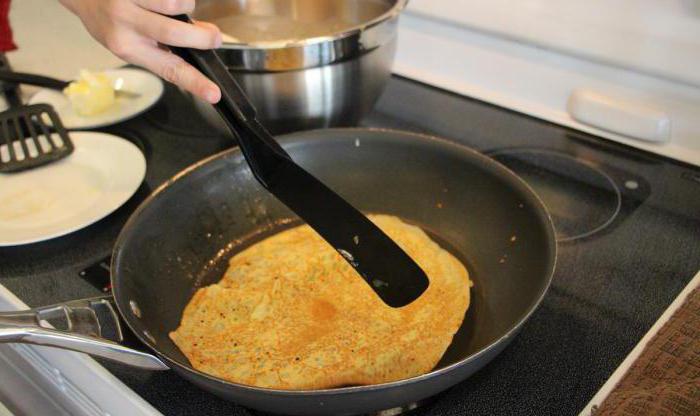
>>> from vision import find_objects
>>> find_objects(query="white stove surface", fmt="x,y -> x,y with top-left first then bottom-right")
395,0 -> 700,167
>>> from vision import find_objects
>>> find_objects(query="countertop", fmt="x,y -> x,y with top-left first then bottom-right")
9,0 -> 123,80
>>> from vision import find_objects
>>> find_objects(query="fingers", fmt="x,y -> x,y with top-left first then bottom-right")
127,41 -> 221,103
192,20 -> 220,33
88,0 -> 222,102
133,0 -> 194,15
132,7 -> 222,49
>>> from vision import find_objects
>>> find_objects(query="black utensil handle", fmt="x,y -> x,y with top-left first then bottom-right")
0,56 -> 24,108
2,84 -> 23,108
0,69 -> 69,91
167,13 -> 291,176
169,14 -> 256,122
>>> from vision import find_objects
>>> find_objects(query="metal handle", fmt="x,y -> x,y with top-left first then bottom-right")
0,296 -> 167,370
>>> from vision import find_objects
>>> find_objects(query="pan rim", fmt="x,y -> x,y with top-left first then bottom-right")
111,127 -> 557,397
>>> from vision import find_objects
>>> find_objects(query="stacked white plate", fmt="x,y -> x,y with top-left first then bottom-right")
0,68 -> 162,246
0,132 -> 146,246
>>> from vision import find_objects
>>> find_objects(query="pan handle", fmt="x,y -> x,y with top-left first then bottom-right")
0,296 -> 168,370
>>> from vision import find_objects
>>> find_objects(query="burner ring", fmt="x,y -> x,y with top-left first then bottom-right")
488,148 -> 622,242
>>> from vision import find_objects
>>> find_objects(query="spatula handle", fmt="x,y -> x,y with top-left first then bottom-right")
166,14 -> 291,184
169,14 -> 257,123
0,69 -> 69,91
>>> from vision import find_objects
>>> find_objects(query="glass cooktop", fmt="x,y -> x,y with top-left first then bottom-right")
1,76 -> 699,416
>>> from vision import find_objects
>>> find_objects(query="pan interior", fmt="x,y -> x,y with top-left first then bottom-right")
113,129 -> 554,379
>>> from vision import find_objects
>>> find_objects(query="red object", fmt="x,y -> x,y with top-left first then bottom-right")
0,0 -> 16,52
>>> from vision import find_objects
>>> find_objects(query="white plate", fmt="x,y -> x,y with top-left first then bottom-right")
28,68 -> 164,129
0,132 -> 146,246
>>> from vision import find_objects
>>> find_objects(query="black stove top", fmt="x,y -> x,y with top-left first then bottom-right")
2,76 -> 699,416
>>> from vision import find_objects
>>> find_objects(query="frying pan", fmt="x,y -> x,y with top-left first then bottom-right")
0,128 -> 556,415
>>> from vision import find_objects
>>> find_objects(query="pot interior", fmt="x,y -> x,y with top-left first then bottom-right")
193,0 -> 397,43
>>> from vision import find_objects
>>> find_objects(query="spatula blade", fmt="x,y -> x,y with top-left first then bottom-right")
261,146 -> 430,308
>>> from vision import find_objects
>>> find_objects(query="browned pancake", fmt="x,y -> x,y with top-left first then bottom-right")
170,215 -> 471,389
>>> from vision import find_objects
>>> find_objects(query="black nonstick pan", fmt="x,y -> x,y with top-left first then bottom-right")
0,128 -> 556,415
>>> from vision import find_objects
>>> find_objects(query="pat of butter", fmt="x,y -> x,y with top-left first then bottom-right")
63,70 -> 115,116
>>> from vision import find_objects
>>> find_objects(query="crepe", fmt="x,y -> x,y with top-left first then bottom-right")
170,215 -> 471,390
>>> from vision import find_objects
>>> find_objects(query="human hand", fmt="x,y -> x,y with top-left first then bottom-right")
59,0 -> 222,103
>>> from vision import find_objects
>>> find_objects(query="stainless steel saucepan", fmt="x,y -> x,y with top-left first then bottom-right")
0,129 -> 556,415
192,0 -> 408,134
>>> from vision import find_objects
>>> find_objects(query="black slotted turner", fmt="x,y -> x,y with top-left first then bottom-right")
169,15 -> 430,307
0,103 -> 74,173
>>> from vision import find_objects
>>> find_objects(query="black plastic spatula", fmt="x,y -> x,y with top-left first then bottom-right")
0,103 -> 74,173
169,15 -> 429,307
